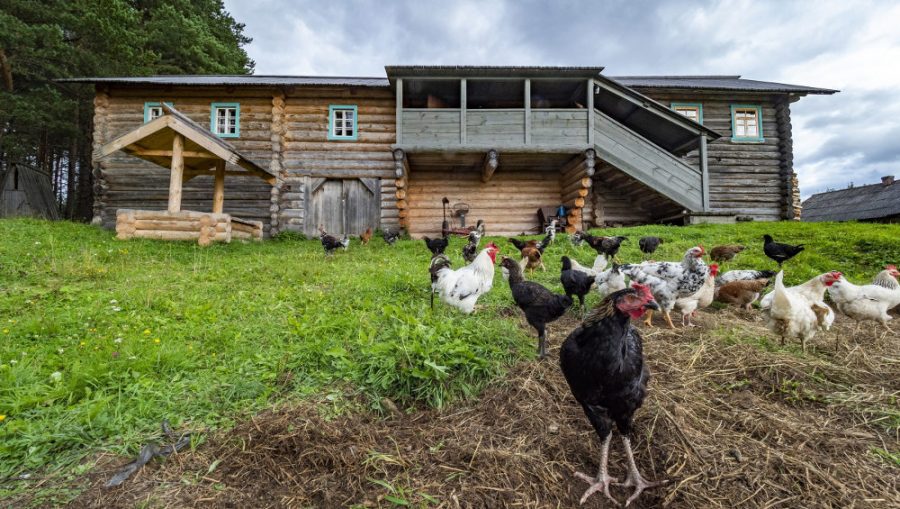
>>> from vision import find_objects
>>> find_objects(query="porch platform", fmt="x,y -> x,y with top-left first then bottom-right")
115,209 -> 262,245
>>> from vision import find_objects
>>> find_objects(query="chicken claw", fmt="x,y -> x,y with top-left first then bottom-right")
616,437 -> 668,507
575,471 -> 619,505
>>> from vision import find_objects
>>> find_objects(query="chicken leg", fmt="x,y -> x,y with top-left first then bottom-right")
663,310 -> 677,329
574,434 -> 618,505
615,436 -> 667,507
643,310 -> 654,327
537,328 -> 548,360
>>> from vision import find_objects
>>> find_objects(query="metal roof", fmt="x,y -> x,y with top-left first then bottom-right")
58,75 -> 390,87
801,178 -> 900,222
611,75 -> 838,95
385,65 -> 604,79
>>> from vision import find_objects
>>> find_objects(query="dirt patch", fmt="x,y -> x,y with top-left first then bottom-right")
70,309 -> 899,508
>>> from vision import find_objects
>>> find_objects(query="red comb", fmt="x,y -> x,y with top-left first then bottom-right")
887,264 -> 897,270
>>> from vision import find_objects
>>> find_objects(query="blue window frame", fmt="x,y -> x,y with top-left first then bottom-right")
328,104 -> 358,141
730,104 -> 764,142
671,102 -> 703,124
143,102 -> 172,123
210,102 -> 240,138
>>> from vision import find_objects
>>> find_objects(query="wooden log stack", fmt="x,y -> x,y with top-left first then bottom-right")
115,209 -> 239,246
559,149 -> 595,233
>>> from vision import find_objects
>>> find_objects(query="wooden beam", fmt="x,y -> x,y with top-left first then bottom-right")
128,148 -> 219,159
167,133 -> 184,213
481,149 -> 499,182
460,78 -> 467,144
212,160 -> 225,213
699,134 -> 710,211
587,79 -> 595,145
396,78 -> 403,144
524,78 -> 531,145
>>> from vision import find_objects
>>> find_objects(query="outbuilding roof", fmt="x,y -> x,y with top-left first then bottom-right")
801,178 -> 900,222
58,75 -> 391,87
611,75 -> 838,95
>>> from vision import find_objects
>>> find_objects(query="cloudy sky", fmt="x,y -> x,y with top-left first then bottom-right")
223,0 -> 900,198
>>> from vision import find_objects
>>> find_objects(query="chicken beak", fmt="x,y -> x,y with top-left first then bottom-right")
644,301 -> 660,311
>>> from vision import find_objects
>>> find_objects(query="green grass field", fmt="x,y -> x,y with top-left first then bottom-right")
1,218 -> 898,491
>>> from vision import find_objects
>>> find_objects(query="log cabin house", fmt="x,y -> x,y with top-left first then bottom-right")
65,66 -> 837,238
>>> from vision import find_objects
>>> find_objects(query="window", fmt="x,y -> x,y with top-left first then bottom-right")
143,102 -> 172,123
328,105 -> 358,140
671,103 -> 703,124
730,104 -> 764,142
210,102 -> 240,138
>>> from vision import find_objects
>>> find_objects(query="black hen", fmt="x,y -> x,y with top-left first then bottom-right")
587,235 -> 627,258
560,285 -> 665,506
423,235 -> 449,256
501,257 -> 572,359
319,230 -> 348,255
762,234 -> 804,266
638,236 -> 663,256
561,256 -> 595,310
462,231 -> 481,263
382,229 -> 401,246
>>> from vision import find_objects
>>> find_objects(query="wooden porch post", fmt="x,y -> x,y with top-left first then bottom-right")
212,160 -> 226,213
167,133 -> 184,213
699,134 -> 710,211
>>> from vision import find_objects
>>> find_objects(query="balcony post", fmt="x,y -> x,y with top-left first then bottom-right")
699,133 -> 710,211
587,79 -> 595,145
395,78 -> 403,144
460,78 -> 466,144
524,78 -> 531,145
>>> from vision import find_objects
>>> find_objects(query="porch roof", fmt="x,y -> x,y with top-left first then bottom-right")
385,65 -> 605,81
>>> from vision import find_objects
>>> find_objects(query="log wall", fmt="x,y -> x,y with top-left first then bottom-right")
631,89 -> 791,221
405,168 -> 562,237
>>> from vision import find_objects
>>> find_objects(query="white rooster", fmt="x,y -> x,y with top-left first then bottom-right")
827,265 -> 900,334
622,246 -> 708,328
674,263 -> 719,327
760,271 -> 836,352
430,242 -> 500,314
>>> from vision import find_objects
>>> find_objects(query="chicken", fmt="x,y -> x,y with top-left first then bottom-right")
360,227 -> 372,245
475,219 -> 486,237
709,244 -> 745,263
673,263 -> 719,326
715,278 -> 770,310
520,245 -> 545,273
429,253 -> 449,310
717,269 -> 777,286
319,228 -> 349,255
622,246 -> 708,329
561,256 -> 595,311
566,253 -> 609,279
587,235 -> 627,259
827,265 -> 900,335
462,231 -> 481,263
760,271 -> 835,352
502,257 -> 573,359
560,284 -> 665,506
638,236 -> 662,258
570,230 -> 587,247
596,263 -> 627,299
759,270 -> 842,309
422,235 -> 449,256
508,237 -> 537,255
382,229 -> 401,245
763,234 -> 804,266
430,242 -> 500,314
544,219 -> 558,243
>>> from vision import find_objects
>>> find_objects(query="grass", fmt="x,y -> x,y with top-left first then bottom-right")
1,217 -> 899,498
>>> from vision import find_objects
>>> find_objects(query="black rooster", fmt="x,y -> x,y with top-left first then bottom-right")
762,234 -> 804,266
423,235 -> 449,256
319,229 -> 349,255
638,236 -> 663,257
501,257 -> 572,359
462,231 -> 481,263
560,285 -> 665,506
587,235 -> 627,259
382,229 -> 401,246
560,256 -> 595,311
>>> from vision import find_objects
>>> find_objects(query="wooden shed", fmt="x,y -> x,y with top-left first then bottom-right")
0,162 -> 60,220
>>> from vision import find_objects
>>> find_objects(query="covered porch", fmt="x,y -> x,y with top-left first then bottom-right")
95,105 -> 276,245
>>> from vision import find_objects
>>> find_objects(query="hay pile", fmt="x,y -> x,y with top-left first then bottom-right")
73,309 -> 898,508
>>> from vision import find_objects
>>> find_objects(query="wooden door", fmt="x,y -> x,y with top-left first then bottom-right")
306,178 -> 380,236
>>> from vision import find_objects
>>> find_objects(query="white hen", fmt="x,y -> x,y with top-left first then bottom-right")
431,243 -> 500,314
674,264 -> 719,326
566,254 -> 609,279
760,271 -> 836,351
595,263 -> 626,299
827,265 -> 900,334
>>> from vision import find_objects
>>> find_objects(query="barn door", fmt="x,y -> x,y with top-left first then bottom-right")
306,178 -> 379,236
